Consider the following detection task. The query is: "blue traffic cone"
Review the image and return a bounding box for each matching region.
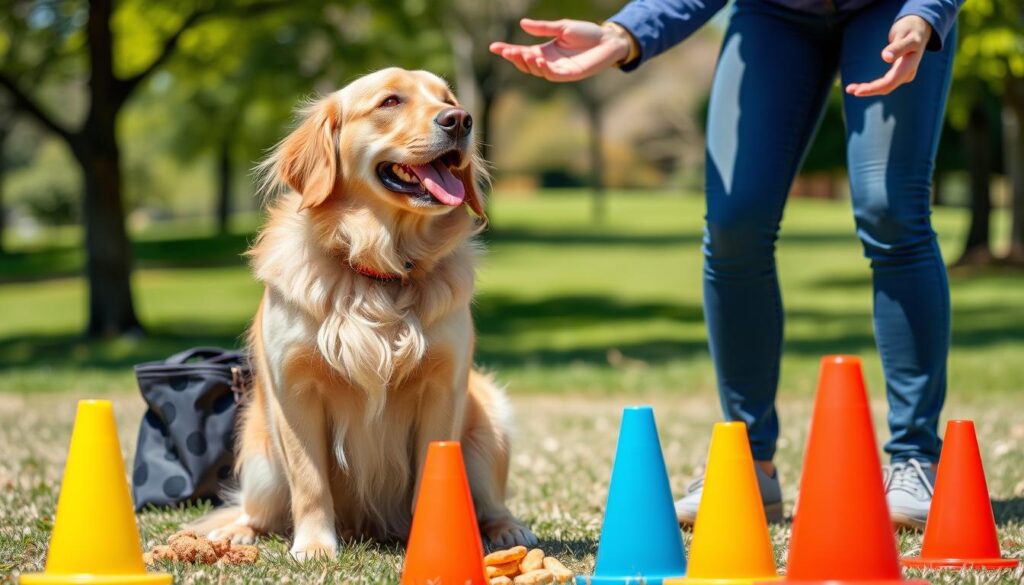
[578,406,687,585]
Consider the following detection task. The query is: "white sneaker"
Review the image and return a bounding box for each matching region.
[674,465,784,526]
[885,458,935,530]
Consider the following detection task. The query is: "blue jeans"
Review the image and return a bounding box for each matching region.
[704,0,955,463]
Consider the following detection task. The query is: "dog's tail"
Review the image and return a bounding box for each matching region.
[186,505,244,536]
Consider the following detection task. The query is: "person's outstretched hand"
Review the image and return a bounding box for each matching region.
[846,15,932,97]
[489,18,632,82]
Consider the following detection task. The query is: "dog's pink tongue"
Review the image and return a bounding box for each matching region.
[410,161,465,206]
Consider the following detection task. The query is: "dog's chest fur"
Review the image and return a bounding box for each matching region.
[253,207,477,538]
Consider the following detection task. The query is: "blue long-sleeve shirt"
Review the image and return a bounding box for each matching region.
[609,0,962,71]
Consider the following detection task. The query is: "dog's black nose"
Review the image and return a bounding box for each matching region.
[435,108,472,139]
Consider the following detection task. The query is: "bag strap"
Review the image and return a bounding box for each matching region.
[166,347,246,365]
[231,365,251,404]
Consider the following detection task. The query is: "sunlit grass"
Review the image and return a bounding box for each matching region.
[0,191,1021,583]
[6,190,1018,398]
[0,392,1021,584]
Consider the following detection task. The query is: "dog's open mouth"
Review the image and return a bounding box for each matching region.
[376,150,465,207]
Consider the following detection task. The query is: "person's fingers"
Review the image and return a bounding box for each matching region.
[490,42,522,55]
[502,49,533,75]
[495,43,542,59]
[533,56,575,82]
[523,53,548,78]
[881,33,918,63]
[845,65,899,96]
[536,57,560,82]
[520,18,565,39]
[846,53,919,96]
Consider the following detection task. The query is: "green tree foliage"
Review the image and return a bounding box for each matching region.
[0,0,453,336]
[0,0,297,336]
[946,0,1024,265]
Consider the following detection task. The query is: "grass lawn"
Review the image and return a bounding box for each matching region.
[0,191,1022,583]
[0,190,1022,397]
[1,394,1022,584]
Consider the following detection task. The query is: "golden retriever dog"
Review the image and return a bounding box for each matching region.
[192,68,536,559]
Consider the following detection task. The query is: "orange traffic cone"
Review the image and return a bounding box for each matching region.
[778,356,926,585]
[401,441,487,585]
[903,420,1019,570]
[20,400,171,584]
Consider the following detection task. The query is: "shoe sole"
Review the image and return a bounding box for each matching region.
[891,511,926,531]
[678,501,784,527]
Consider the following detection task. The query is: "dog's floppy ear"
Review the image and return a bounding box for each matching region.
[457,153,488,221]
[270,97,342,210]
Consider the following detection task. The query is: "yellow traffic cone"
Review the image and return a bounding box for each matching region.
[20,400,171,584]
[665,422,780,585]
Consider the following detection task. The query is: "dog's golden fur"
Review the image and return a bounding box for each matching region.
[191,68,535,559]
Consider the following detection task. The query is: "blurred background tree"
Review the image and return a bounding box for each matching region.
[1,0,1021,343]
[0,0,448,336]
[0,0,298,336]
[945,0,1024,266]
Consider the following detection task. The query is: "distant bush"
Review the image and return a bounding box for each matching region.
[26,187,79,227]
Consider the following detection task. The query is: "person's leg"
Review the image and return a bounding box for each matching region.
[840,0,955,465]
[703,0,838,464]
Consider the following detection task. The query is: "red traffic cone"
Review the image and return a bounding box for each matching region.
[774,356,926,585]
[903,420,1019,570]
[401,442,487,585]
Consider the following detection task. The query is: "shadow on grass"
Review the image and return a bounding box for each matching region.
[1,226,865,285]
[488,226,859,248]
[1,297,1023,374]
[994,498,1024,525]
[475,294,704,336]
[0,232,253,284]
[807,263,1024,291]
[531,537,598,559]
[0,324,246,371]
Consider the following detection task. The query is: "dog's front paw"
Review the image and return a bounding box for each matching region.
[482,516,538,548]
[289,529,339,561]
[209,522,259,545]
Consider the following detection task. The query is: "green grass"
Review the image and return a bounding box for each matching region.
[1,394,1022,584]
[0,190,1021,398]
[0,191,1022,583]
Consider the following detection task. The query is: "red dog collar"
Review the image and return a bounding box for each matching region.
[349,261,404,283]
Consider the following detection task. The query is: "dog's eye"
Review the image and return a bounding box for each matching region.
[380,95,401,108]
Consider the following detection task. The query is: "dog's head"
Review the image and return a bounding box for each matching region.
[262,68,486,220]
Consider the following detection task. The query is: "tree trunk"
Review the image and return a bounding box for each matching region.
[216,134,232,234]
[75,130,141,337]
[1005,82,1024,264]
[80,0,141,337]
[955,100,995,267]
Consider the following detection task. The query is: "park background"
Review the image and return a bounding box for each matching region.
[1,1,1023,584]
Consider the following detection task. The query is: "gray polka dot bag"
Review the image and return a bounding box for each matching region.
[131,347,250,511]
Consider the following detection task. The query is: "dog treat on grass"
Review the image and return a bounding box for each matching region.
[143,544,178,564]
[514,569,554,585]
[485,547,574,585]
[488,561,521,578]
[169,532,218,564]
[220,544,259,565]
[519,548,545,573]
[542,557,574,584]
[485,545,528,566]
[210,537,232,558]
[145,530,259,565]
